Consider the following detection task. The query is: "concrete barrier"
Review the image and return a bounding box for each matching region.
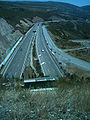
[0,36,23,70]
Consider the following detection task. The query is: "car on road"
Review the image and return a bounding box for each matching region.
[52,52,55,55]
[50,48,52,51]
[33,30,36,33]
[41,62,45,65]
[59,62,62,65]
[42,49,44,52]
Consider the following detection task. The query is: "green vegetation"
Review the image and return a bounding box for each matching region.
[48,21,90,39]
[23,66,36,79]
[23,39,43,79]
[0,1,90,28]
[0,6,46,27]
[47,21,90,49]
[47,21,90,62]
[33,42,44,77]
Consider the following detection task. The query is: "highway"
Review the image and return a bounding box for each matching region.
[43,26,90,71]
[1,24,38,79]
[1,22,90,80]
[36,23,64,77]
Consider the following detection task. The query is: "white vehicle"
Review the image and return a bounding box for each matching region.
[38,54,41,57]
[41,62,45,65]
[52,51,55,55]
[42,49,44,52]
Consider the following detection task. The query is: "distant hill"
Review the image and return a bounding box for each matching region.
[81,5,90,12]
[0,1,90,27]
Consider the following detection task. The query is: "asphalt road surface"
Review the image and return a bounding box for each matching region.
[1,24,38,78]
[36,23,64,78]
[43,26,90,71]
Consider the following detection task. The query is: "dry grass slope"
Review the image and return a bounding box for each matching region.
[0,74,90,119]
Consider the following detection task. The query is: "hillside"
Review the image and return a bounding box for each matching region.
[82,5,90,12]
[0,1,90,27]
[0,75,90,119]
[47,20,90,42]
[47,20,90,62]
[0,18,23,63]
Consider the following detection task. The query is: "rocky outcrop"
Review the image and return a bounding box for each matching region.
[0,18,23,63]
[16,18,33,34]
[32,16,44,23]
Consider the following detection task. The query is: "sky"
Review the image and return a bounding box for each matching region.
[0,0,90,6]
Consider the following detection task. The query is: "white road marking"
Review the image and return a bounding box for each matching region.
[41,62,45,65]
[38,54,41,57]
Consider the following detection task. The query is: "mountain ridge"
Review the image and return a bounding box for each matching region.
[0,1,90,30]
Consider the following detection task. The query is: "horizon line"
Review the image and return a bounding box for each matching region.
[0,0,89,7]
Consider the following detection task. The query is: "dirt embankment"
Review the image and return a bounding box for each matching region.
[0,18,23,63]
